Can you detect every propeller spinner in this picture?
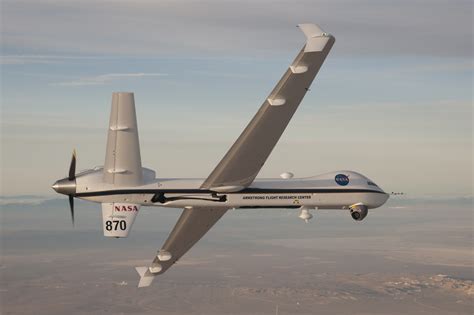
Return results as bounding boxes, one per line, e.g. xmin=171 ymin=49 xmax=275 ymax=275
xmin=52 ymin=150 xmax=77 ymax=226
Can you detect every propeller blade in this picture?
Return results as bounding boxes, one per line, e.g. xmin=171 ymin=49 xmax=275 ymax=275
xmin=68 ymin=195 xmax=75 ymax=226
xmin=68 ymin=150 xmax=76 ymax=181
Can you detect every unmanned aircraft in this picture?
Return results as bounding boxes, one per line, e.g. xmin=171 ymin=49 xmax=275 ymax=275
xmin=52 ymin=24 xmax=389 ymax=287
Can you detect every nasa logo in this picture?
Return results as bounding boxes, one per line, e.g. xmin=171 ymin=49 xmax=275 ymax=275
xmin=335 ymin=174 xmax=349 ymax=186
xmin=114 ymin=205 xmax=139 ymax=212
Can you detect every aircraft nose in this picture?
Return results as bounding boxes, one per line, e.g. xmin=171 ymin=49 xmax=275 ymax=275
xmin=379 ymin=192 xmax=390 ymax=206
xmin=51 ymin=178 xmax=76 ymax=195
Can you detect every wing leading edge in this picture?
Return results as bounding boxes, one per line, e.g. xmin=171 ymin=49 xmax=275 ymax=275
xmin=201 ymin=24 xmax=335 ymax=191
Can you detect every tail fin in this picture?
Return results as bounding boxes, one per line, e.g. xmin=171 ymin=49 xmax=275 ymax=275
xmin=102 ymin=203 xmax=141 ymax=238
xmin=104 ymin=92 xmax=143 ymax=186
xmin=135 ymin=266 xmax=155 ymax=288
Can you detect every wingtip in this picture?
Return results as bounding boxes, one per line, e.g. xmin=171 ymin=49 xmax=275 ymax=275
xmin=137 ymin=278 xmax=154 ymax=288
xmin=135 ymin=266 xmax=155 ymax=288
xmin=297 ymin=23 xmax=326 ymax=38
xmin=135 ymin=266 xmax=148 ymax=277
xmin=297 ymin=23 xmax=333 ymax=52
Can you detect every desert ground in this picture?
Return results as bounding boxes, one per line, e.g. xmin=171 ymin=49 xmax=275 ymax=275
xmin=1 ymin=196 xmax=472 ymax=314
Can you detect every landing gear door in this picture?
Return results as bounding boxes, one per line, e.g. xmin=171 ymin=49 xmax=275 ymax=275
xmin=101 ymin=203 xmax=140 ymax=237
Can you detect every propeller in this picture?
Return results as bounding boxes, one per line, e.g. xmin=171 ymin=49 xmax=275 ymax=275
xmin=68 ymin=150 xmax=76 ymax=226
xmin=69 ymin=195 xmax=75 ymax=226
xmin=52 ymin=150 xmax=78 ymax=226
xmin=69 ymin=150 xmax=76 ymax=181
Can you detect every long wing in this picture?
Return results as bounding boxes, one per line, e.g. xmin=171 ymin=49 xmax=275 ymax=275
xmin=201 ymin=24 xmax=335 ymax=191
xmin=135 ymin=207 xmax=227 ymax=287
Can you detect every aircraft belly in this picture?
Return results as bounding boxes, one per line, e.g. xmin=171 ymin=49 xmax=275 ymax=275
xmin=228 ymin=192 xmax=315 ymax=208
xmin=310 ymin=192 xmax=388 ymax=209
xmin=159 ymin=191 xmax=387 ymax=209
xmin=78 ymin=190 xmax=387 ymax=210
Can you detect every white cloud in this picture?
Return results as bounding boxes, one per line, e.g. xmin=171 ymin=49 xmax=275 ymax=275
xmin=0 ymin=195 xmax=55 ymax=206
xmin=2 ymin=0 xmax=472 ymax=57
xmin=53 ymin=72 xmax=168 ymax=86
xmin=0 ymin=54 xmax=118 ymax=65
xmin=1 ymin=55 xmax=59 ymax=65
xmin=401 ymin=61 xmax=474 ymax=73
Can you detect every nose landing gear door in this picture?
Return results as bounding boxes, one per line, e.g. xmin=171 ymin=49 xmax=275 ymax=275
xmin=101 ymin=203 xmax=140 ymax=237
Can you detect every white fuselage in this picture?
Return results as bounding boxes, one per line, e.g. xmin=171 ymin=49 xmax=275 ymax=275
xmin=73 ymin=169 xmax=389 ymax=210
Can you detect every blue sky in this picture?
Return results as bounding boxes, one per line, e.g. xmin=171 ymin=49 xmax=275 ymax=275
xmin=1 ymin=0 xmax=472 ymax=196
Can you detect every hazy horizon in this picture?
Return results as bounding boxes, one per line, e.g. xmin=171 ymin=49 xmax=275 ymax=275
xmin=1 ymin=197 xmax=473 ymax=314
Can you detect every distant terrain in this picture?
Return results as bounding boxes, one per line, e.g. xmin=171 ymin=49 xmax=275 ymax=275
xmin=1 ymin=197 xmax=472 ymax=314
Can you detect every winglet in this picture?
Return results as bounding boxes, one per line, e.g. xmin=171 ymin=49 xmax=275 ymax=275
xmin=298 ymin=24 xmax=325 ymax=38
xmin=135 ymin=266 xmax=155 ymax=288
xmin=297 ymin=23 xmax=333 ymax=52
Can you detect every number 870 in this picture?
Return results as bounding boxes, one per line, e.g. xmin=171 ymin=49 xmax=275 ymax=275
xmin=105 ymin=220 xmax=126 ymax=231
